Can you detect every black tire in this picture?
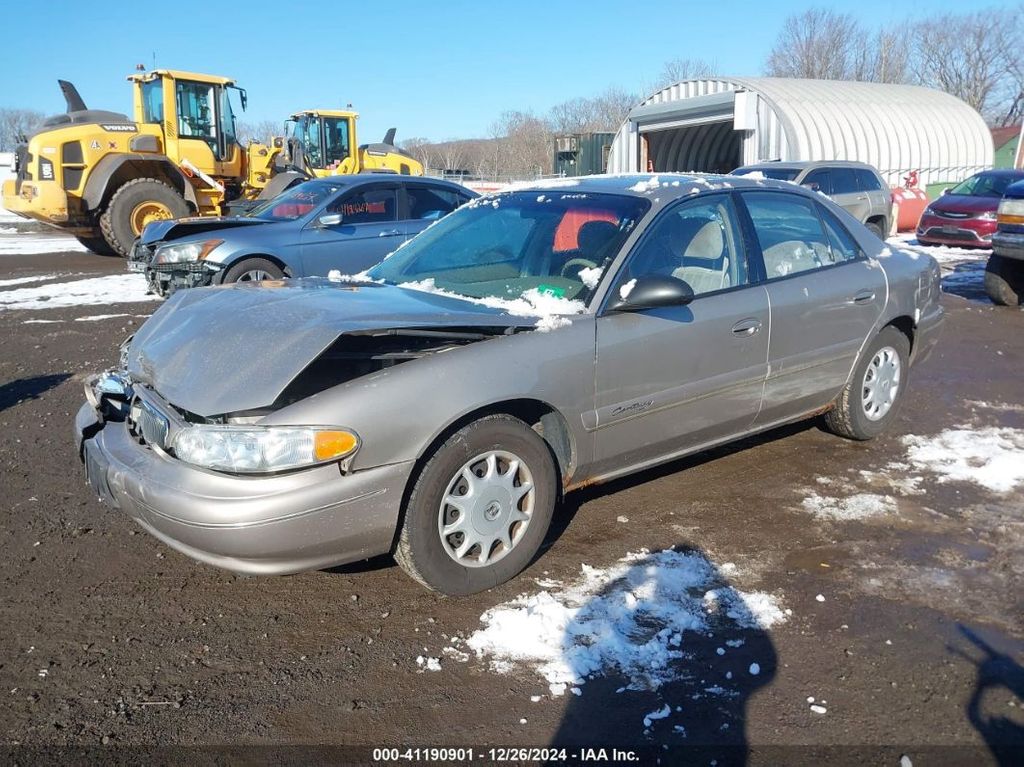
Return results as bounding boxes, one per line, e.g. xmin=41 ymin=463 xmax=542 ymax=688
xmin=74 ymin=234 xmax=118 ymax=257
xmin=865 ymin=219 xmax=885 ymax=239
xmin=221 ymin=257 xmax=285 ymax=284
xmin=824 ymin=325 xmax=911 ymax=441
xmin=984 ymin=254 xmax=1022 ymax=306
xmin=394 ymin=414 xmax=557 ymax=595
xmin=99 ymin=178 xmax=189 ymax=257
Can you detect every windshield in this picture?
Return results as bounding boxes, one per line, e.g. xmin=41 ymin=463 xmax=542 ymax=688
xmin=247 ymin=181 xmax=344 ymax=221
xmin=949 ymin=173 xmax=1019 ymax=198
xmin=367 ymin=191 xmax=650 ymax=306
xmin=733 ymin=167 xmax=801 ymax=182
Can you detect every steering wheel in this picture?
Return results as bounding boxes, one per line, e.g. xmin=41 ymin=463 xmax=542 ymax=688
xmin=560 ymin=257 xmax=598 ymax=278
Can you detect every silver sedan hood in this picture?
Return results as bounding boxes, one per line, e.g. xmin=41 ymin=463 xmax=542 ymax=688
xmin=126 ymin=279 xmax=528 ymax=417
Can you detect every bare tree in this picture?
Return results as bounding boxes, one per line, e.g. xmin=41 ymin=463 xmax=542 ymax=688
xmin=851 ymin=27 xmax=912 ymax=84
xmin=910 ymin=10 xmax=1022 ymax=120
xmin=654 ymin=57 xmax=716 ymax=90
xmin=236 ymin=119 xmax=282 ymax=145
xmin=400 ymin=137 xmax=435 ymax=169
xmin=0 ymin=108 xmax=46 ymax=151
xmin=765 ymin=9 xmax=864 ymax=80
xmin=549 ymin=87 xmax=638 ymax=134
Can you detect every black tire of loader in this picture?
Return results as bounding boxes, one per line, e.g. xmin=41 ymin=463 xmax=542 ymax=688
xmin=99 ymin=178 xmax=189 ymax=257
xmin=74 ymin=235 xmax=119 ymax=257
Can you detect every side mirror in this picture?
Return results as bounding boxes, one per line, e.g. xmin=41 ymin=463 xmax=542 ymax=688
xmin=941 ymin=187 xmax=951 ymax=196
xmin=607 ymin=274 xmax=695 ymax=313
xmin=317 ymin=213 xmax=343 ymax=227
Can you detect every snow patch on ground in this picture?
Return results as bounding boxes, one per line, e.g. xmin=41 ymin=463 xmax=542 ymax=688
xmin=902 ymin=427 xmax=1024 ymax=493
xmin=0 ymin=274 xmax=158 ymax=311
xmin=416 ymin=656 xmax=441 ymax=672
xmin=0 ymin=233 xmax=88 ymax=255
xmin=0 ymin=274 xmax=61 ymax=288
xmin=802 ymin=492 xmax=897 ymax=521
xmin=457 ymin=549 xmax=785 ymax=698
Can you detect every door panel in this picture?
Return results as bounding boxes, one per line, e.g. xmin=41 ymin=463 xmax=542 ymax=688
xmin=299 ymin=185 xmax=402 ymax=276
xmin=591 ymin=193 xmax=768 ymax=477
xmin=740 ymin=191 xmax=887 ymax=426
xmin=593 ymin=288 xmax=770 ymax=475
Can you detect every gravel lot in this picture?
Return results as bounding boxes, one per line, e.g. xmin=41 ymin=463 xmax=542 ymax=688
xmin=0 ymin=231 xmax=1021 ymax=764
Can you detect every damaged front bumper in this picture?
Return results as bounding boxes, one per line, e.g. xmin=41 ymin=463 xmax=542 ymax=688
xmin=74 ymin=382 xmax=411 ymax=575
xmin=128 ymin=240 xmax=223 ymax=297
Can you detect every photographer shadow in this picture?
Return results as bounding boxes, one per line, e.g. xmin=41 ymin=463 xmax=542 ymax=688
xmin=548 ymin=545 xmax=777 ymax=766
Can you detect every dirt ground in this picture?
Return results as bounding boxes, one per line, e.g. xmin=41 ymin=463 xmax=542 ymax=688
xmin=0 ymin=239 xmax=1022 ymax=765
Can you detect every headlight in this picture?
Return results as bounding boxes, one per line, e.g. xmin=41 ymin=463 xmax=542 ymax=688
xmin=977 ymin=211 xmax=997 ymax=221
xmin=153 ymin=239 xmax=223 ymax=264
xmin=172 ymin=425 xmax=359 ymax=474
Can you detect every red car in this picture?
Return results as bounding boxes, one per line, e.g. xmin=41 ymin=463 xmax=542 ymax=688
xmin=917 ymin=169 xmax=1024 ymax=248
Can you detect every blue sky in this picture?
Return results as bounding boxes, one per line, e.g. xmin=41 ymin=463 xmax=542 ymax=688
xmin=0 ymin=0 xmax=1011 ymax=142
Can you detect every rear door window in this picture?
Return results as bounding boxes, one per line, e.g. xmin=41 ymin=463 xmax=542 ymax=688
xmin=742 ymin=192 xmax=832 ymax=278
xmin=817 ymin=204 xmax=863 ymax=263
xmin=855 ymin=169 xmax=884 ymax=191
xmin=830 ymin=168 xmax=861 ymax=195
xmin=404 ymin=185 xmax=465 ymax=221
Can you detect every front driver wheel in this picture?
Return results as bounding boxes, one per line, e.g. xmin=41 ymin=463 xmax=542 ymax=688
xmin=823 ymin=325 xmax=910 ymax=440
xmin=221 ymin=257 xmax=285 ymax=284
xmin=394 ymin=414 xmax=557 ymax=595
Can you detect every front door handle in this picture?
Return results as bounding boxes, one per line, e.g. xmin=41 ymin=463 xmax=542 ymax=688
xmin=850 ymin=290 xmax=875 ymax=304
xmin=379 ymin=229 xmax=402 ymax=237
xmin=731 ymin=318 xmax=762 ymax=336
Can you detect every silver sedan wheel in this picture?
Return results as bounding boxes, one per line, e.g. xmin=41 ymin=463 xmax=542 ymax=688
xmin=862 ymin=345 xmax=901 ymax=421
xmin=437 ymin=450 xmax=535 ymax=568
xmin=237 ymin=269 xmax=271 ymax=282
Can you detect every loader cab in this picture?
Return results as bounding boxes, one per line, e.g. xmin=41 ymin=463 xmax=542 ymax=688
xmin=129 ymin=69 xmax=246 ymax=180
xmin=285 ymin=111 xmax=357 ymax=176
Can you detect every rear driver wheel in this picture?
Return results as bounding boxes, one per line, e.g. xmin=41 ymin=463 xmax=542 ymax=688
xmin=823 ymin=325 xmax=910 ymax=440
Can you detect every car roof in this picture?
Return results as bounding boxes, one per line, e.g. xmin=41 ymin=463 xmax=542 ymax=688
xmin=300 ymin=174 xmax=474 ymax=193
xmin=493 ymin=172 xmax=802 ymax=198
xmin=736 ymin=160 xmax=879 ymax=172
xmin=971 ymin=168 xmax=1024 ymax=178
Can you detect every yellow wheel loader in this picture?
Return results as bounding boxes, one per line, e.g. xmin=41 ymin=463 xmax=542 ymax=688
xmin=1 ymin=70 xmax=423 ymax=256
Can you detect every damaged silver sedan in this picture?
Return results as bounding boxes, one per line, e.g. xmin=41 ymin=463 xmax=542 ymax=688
xmin=75 ymin=174 xmax=944 ymax=595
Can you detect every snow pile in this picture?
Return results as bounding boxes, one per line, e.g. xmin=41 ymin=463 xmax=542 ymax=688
xmin=460 ymin=549 xmax=786 ymax=696
xmin=801 ymin=492 xmax=897 ymax=521
xmin=415 ymin=656 xmax=441 ymax=672
xmin=534 ymin=314 xmax=572 ymax=333
xmin=0 ymin=274 xmax=158 ymax=310
xmin=398 ymin=278 xmax=585 ymax=323
xmin=902 ymin=427 xmax=1024 ymax=493
xmin=627 ymin=176 xmax=661 ymax=193
xmin=577 ymin=266 xmax=604 ymax=289
xmin=0 ymin=233 xmax=88 ymax=255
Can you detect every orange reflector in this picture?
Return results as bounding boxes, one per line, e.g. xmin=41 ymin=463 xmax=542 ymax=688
xmin=314 ymin=430 xmax=358 ymax=461
xmin=997 ymin=214 xmax=1024 ymax=225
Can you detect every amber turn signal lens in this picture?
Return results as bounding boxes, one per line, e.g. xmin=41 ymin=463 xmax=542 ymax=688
xmin=314 ymin=430 xmax=359 ymax=461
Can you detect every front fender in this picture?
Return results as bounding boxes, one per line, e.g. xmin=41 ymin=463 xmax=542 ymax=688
xmin=259 ymin=317 xmax=597 ymax=477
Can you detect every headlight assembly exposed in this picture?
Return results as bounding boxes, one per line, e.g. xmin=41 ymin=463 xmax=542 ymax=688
xmin=172 ymin=425 xmax=359 ymax=474
xmin=153 ymin=239 xmax=223 ymax=264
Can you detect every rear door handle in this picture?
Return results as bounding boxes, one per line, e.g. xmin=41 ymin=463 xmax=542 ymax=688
xmin=850 ymin=290 xmax=875 ymax=304
xmin=731 ymin=318 xmax=762 ymax=336
xmin=379 ymin=229 xmax=402 ymax=237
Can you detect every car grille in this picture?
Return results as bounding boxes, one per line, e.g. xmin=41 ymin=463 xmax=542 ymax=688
xmin=932 ymin=209 xmax=973 ymax=219
xmin=129 ymin=397 xmax=170 ymax=450
xmin=922 ymin=226 xmax=983 ymax=242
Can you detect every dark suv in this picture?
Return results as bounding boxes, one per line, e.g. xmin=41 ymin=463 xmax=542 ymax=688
xmin=731 ymin=161 xmax=891 ymax=239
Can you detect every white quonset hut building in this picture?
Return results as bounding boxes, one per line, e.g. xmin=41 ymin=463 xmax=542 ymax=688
xmin=606 ymin=78 xmax=992 ymax=190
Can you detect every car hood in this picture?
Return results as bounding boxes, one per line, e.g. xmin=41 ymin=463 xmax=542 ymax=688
xmin=929 ymin=195 xmax=999 ymax=214
xmin=140 ymin=216 xmax=272 ymax=245
xmin=125 ymin=279 xmax=532 ymax=417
